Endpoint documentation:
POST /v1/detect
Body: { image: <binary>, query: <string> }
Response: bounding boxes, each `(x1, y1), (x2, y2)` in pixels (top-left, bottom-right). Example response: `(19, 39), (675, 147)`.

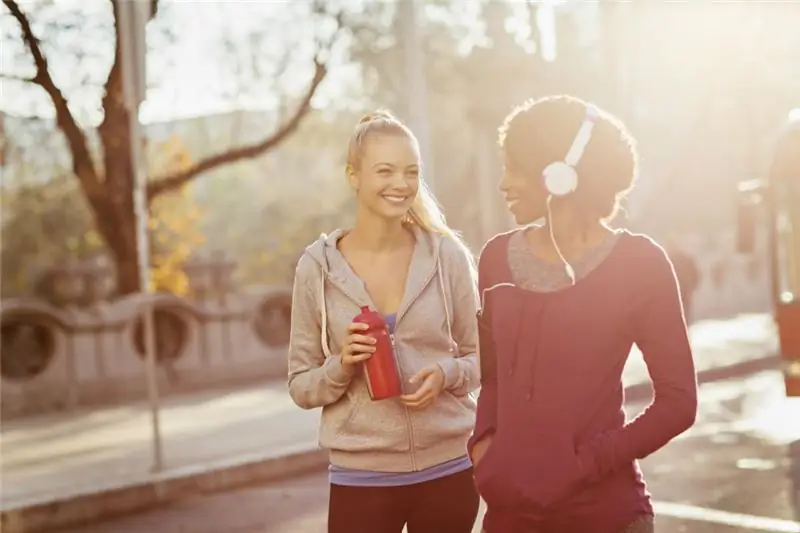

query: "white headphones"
(541, 104), (600, 285)
(542, 105), (600, 196)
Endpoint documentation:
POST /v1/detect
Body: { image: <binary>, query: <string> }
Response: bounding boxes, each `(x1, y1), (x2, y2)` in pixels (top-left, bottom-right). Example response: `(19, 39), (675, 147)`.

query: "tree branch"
(2, 0), (103, 199)
(0, 71), (36, 83)
(147, 6), (343, 199)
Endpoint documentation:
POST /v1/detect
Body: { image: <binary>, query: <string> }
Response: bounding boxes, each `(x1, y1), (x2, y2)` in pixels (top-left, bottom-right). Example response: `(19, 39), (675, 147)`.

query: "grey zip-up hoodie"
(288, 226), (480, 472)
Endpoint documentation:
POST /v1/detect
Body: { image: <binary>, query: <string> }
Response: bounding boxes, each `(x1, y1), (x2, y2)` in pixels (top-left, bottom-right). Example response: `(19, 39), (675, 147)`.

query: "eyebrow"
(371, 163), (419, 170)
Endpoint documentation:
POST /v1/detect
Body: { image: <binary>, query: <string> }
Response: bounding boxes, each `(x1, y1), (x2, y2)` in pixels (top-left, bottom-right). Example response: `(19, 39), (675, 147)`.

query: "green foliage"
(1, 174), (100, 298)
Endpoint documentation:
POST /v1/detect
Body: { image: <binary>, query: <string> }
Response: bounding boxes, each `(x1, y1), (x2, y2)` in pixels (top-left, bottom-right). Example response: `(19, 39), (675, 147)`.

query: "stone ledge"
(0, 445), (328, 533)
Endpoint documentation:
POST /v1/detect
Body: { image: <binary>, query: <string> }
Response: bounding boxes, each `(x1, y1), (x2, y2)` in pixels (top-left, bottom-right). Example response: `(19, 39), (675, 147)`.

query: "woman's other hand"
(401, 364), (445, 409)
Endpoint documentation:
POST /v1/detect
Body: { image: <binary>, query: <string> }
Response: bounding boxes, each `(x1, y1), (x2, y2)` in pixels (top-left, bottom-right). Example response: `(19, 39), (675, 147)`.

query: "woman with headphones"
(469, 95), (698, 533)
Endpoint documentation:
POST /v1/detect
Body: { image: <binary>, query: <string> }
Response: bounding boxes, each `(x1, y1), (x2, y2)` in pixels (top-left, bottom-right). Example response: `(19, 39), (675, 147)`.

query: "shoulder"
(618, 230), (676, 280)
(438, 233), (470, 261)
(293, 250), (323, 289)
(436, 234), (477, 285)
(478, 228), (521, 273)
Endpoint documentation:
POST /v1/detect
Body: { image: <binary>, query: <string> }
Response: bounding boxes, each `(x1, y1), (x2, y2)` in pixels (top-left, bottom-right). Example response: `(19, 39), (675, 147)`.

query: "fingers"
(341, 327), (376, 365)
(409, 365), (435, 384)
(344, 352), (373, 364)
(344, 334), (375, 359)
(402, 394), (434, 410)
(347, 322), (370, 333)
(401, 382), (434, 409)
(348, 334), (376, 348)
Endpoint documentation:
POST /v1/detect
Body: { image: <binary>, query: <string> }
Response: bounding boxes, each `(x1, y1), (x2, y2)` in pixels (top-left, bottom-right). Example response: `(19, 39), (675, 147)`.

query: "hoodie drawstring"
(436, 256), (456, 353)
(319, 265), (333, 359)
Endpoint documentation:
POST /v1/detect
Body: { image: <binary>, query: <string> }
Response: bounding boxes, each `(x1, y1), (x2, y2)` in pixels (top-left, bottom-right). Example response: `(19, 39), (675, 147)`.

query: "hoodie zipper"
(390, 332), (417, 470)
(326, 271), (421, 469)
(321, 242), (440, 472)
(392, 251), (441, 471)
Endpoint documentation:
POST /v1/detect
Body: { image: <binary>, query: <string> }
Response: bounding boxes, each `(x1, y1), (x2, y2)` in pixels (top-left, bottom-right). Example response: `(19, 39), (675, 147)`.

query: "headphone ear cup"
(542, 162), (578, 197)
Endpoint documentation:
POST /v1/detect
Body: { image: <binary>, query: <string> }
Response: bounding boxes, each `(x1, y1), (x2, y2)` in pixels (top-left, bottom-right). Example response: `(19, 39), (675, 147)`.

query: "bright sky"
(0, 0), (563, 125)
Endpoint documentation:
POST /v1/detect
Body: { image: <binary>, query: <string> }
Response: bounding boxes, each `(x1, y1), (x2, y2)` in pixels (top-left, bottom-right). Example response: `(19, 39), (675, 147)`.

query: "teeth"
(383, 196), (407, 204)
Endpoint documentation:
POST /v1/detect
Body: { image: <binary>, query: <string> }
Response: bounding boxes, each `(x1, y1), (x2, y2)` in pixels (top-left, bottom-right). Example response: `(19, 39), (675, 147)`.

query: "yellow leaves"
(146, 135), (205, 295)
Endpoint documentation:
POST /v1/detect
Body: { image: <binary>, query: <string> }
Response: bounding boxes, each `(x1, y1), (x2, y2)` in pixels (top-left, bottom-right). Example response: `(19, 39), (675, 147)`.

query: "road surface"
(64, 369), (800, 533)
(0, 313), (777, 510)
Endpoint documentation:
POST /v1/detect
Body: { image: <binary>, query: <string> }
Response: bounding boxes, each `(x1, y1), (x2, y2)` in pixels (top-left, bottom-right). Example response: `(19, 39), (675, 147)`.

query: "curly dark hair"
(498, 95), (639, 222)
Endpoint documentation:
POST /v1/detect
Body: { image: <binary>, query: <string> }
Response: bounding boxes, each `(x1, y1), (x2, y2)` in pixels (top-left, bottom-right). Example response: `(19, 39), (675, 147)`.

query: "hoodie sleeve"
(467, 239), (501, 456)
(287, 253), (355, 409)
(436, 239), (481, 397)
(577, 238), (698, 480)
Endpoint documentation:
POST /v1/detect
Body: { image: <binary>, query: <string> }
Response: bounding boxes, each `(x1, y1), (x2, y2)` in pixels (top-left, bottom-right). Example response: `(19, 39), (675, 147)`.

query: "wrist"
(326, 355), (356, 385)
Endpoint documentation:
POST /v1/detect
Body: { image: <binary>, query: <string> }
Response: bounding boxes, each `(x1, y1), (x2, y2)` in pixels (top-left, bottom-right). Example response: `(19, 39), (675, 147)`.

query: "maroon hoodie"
(468, 230), (697, 533)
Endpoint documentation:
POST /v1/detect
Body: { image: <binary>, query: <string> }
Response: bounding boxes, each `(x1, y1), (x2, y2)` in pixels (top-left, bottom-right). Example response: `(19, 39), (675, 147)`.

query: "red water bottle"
(354, 306), (403, 401)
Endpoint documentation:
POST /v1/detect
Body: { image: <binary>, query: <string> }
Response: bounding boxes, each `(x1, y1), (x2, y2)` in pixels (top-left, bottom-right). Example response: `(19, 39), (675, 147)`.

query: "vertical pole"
(118, 0), (164, 473)
(397, 0), (435, 192)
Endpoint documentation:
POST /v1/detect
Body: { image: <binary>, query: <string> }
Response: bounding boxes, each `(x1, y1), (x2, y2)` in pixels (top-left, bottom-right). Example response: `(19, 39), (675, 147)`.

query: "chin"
(510, 209), (543, 226)
(372, 206), (410, 222)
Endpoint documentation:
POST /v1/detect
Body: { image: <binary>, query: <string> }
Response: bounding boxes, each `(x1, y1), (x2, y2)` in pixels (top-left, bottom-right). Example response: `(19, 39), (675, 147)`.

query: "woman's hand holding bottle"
(340, 322), (376, 374)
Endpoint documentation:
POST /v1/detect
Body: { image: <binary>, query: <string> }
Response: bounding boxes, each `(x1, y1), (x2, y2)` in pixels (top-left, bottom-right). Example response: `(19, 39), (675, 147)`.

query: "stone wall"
(0, 287), (292, 418)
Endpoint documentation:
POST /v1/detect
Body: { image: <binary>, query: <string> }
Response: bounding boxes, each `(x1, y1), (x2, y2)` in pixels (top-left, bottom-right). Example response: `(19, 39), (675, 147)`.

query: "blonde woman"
(288, 110), (481, 533)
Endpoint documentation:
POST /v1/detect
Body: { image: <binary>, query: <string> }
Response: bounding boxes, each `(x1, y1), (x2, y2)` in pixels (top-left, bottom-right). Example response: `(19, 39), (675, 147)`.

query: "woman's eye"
(406, 170), (419, 179)
(378, 168), (392, 176)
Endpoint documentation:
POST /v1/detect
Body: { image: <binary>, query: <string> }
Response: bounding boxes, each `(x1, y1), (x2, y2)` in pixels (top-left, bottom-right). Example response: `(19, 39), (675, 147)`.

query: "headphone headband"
(563, 105), (599, 167)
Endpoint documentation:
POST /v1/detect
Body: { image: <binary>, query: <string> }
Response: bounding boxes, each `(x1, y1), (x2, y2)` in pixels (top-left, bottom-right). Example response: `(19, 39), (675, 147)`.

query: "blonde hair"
(347, 110), (476, 278)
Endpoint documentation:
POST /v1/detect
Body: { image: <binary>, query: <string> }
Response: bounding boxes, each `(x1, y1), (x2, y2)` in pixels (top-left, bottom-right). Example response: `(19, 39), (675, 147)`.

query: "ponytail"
(406, 178), (477, 281)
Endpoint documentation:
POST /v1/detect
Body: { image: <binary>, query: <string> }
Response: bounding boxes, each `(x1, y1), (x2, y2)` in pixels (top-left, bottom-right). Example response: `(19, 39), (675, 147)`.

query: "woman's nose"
(498, 174), (510, 193)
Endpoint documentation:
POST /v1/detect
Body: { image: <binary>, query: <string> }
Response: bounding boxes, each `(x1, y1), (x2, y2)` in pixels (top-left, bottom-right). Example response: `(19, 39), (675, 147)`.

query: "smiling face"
(499, 154), (548, 225)
(348, 132), (421, 221)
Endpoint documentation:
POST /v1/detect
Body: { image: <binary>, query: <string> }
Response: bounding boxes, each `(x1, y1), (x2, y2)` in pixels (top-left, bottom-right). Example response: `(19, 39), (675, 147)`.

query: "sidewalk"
(0, 313), (779, 532)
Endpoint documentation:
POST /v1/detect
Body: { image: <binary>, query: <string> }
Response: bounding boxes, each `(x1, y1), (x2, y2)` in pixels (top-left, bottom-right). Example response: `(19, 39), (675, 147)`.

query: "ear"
(346, 164), (359, 190)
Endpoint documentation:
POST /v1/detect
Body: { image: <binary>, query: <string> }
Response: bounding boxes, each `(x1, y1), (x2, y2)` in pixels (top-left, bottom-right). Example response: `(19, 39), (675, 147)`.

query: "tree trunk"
(92, 83), (147, 296)
(100, 202), (142, 296)
(92, 184), (142, 296)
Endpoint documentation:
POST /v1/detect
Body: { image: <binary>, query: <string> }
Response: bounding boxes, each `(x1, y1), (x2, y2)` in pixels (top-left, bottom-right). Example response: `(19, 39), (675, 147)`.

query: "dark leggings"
(328, 468), (480, 533)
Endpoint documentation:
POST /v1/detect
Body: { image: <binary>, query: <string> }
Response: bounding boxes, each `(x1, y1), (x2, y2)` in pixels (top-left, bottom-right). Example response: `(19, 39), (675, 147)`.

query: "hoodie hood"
(303, 226), (443, 280)
(303, 228), (345, 274)
(301, 225), (450, 349)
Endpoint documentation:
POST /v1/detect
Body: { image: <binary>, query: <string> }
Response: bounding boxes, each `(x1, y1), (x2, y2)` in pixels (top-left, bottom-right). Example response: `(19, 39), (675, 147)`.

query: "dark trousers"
(328, 468), (480, 533)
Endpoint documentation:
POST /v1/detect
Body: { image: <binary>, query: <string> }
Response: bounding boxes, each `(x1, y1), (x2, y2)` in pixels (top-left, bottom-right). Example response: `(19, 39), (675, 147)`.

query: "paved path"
(0, 313), (778, 511)
(59, 369), (800, 533)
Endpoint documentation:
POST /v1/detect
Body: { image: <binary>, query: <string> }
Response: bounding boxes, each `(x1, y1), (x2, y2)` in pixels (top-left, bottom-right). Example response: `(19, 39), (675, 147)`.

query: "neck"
(541, 200), (607, 255)
(350, 208), (409, 251)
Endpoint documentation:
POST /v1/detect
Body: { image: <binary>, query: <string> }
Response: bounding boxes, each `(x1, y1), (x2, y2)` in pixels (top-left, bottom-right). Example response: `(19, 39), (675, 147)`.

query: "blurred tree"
(1, 0), (348, 294)
(1, 135), (204, 298)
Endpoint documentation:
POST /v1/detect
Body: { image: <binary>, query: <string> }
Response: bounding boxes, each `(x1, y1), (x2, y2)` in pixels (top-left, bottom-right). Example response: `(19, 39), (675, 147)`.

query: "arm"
(466, 245), (500, 458)
(287, 254), (355, 409)
(436, 240), (481, 397)
(579, 242), (698, 479)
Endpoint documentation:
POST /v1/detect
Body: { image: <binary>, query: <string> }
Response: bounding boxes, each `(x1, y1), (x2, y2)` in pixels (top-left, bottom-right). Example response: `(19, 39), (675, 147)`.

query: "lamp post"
(118, 0), (163, 473)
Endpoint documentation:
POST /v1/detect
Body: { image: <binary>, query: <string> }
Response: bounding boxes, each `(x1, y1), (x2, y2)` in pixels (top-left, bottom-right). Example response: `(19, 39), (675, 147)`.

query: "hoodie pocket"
(412, 391), (475, 450)
(326, 384), (410, 452)
(473, 434), (524, 508)
(515, 436), (586, 509)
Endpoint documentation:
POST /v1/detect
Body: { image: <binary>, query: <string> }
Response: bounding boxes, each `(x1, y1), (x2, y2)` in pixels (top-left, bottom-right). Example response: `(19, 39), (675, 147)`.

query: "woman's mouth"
(382, 194), (410, 205)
